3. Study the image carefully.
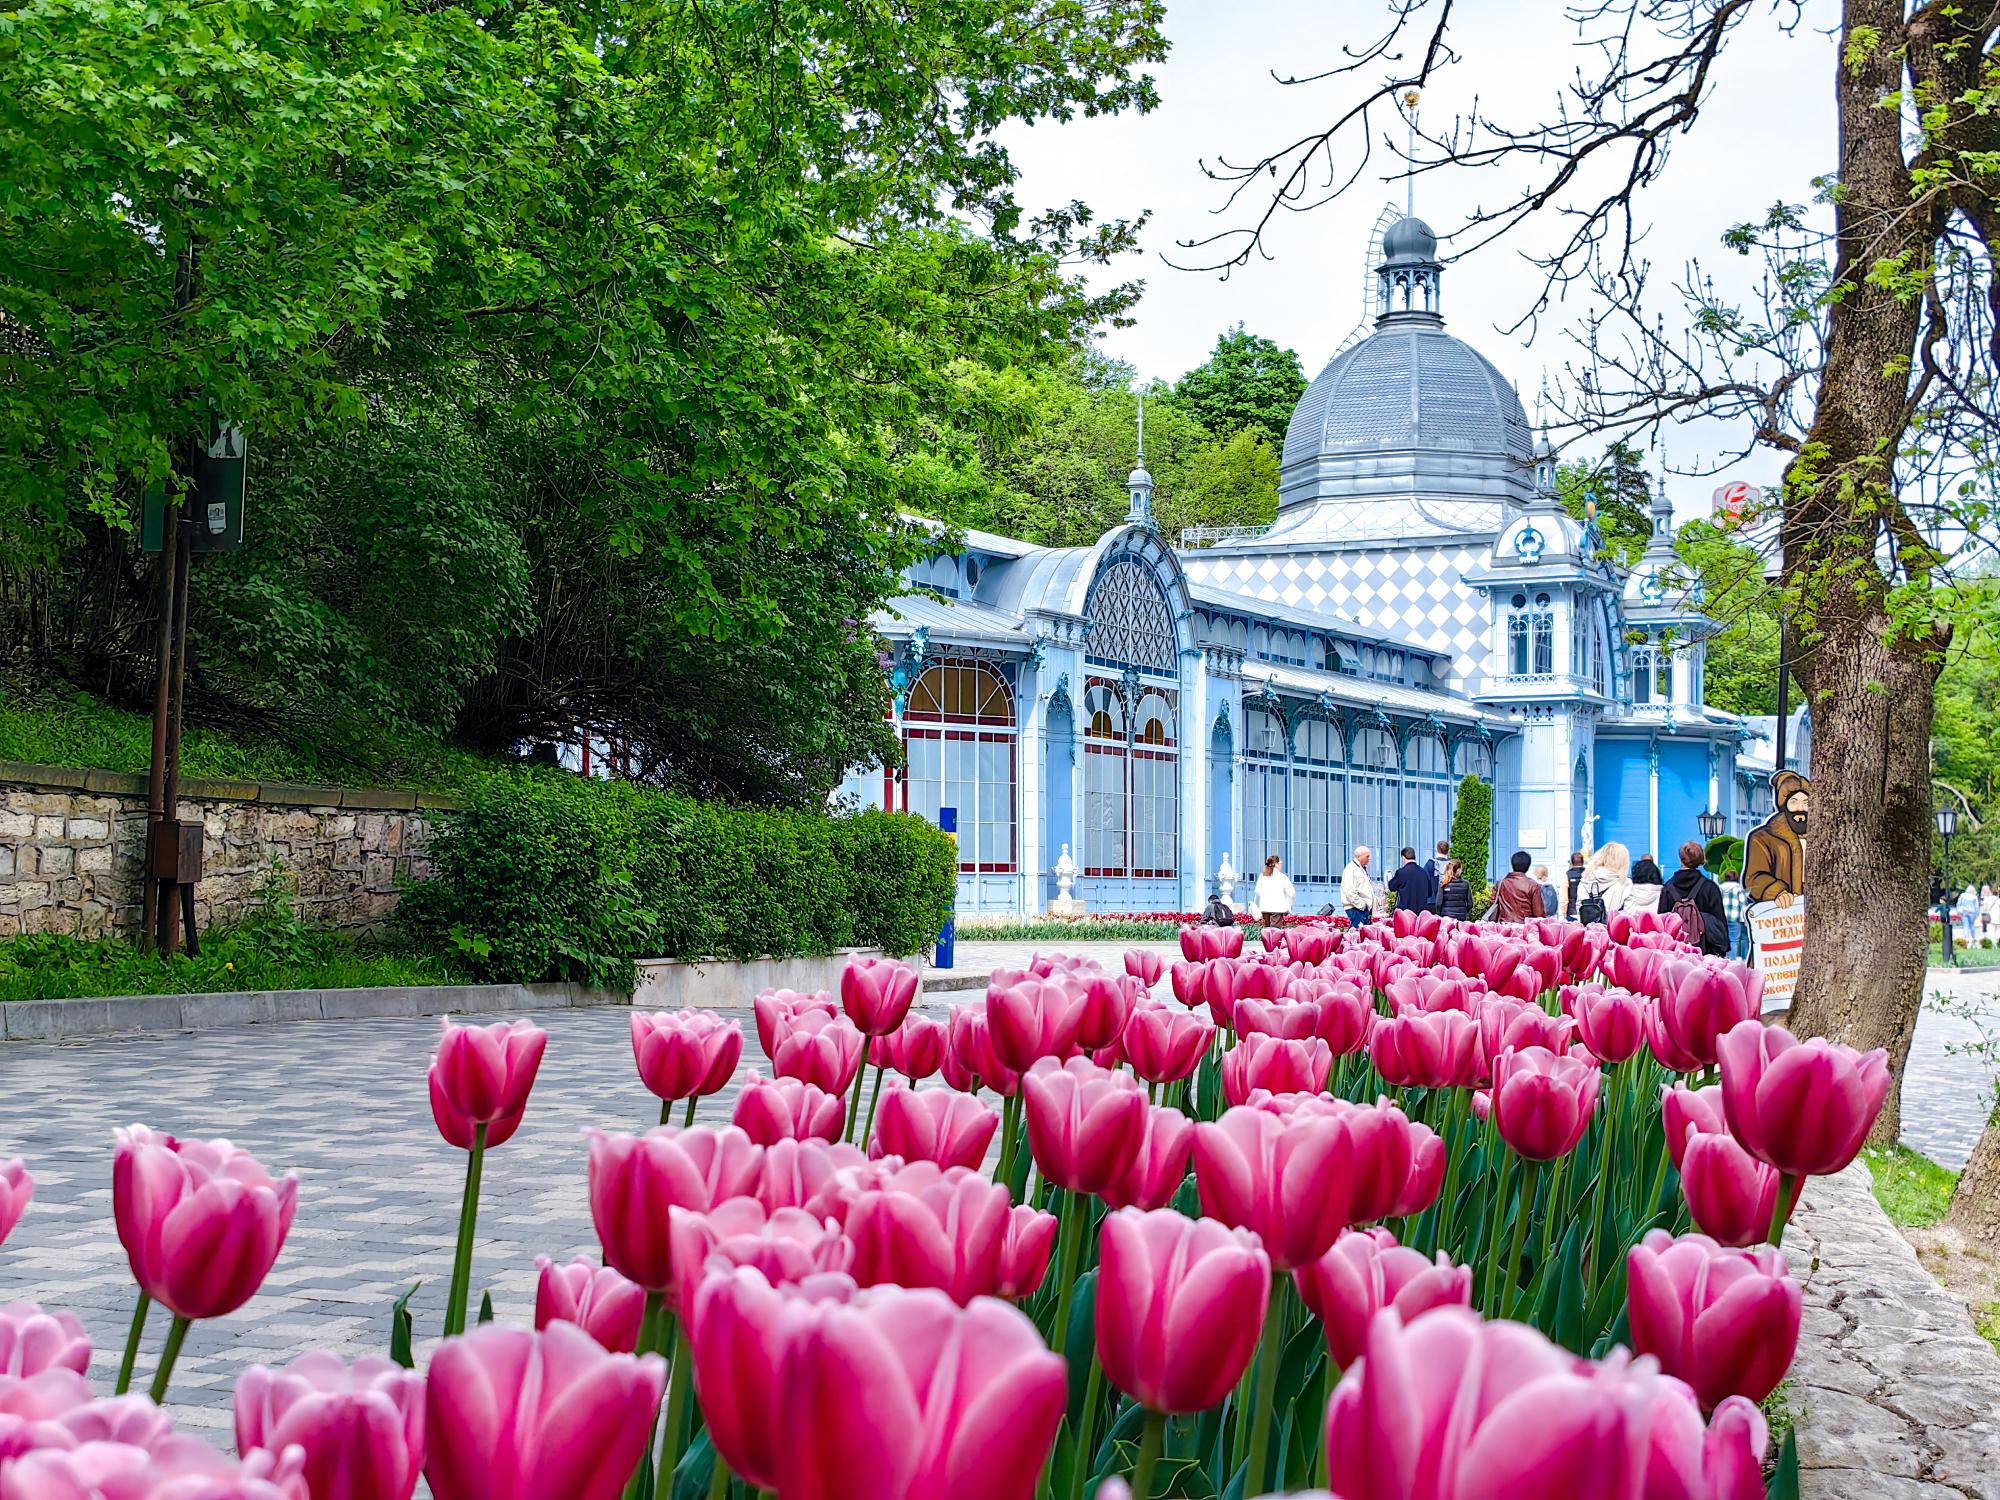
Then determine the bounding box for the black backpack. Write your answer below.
[1578,888,1608,925]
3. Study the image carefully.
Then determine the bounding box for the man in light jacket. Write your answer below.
[1340,846,1375,930]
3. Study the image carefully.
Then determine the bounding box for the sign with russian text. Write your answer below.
[1748,897,1805,1007]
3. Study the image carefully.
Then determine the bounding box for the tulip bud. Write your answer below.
[1627,1229,1802,1408]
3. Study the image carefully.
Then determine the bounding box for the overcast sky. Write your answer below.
[1001,1,1839,517]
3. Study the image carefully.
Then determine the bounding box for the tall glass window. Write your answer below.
[1532,593,1555,675]
[1350,724,1398,859]
[1405,731,1450,862]
[1508,593,1531,676]
[1080,556,1181,879]
[902,660,1016,872]
[1082,683,1128,876]
[1242,706,1289,869]
[1290,716,1345,884]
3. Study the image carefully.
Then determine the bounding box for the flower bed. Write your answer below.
[0,909,1887,1498]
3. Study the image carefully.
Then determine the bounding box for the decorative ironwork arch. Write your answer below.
[1084,556,1178,674]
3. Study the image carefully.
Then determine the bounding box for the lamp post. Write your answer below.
[1937,804,1959,969]
[1697,809,1725,840]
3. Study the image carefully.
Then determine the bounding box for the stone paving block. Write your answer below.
[319,988,422,1020]
[180,991,279,1030]
[3,998,111,1040]
[273,989,326,1024]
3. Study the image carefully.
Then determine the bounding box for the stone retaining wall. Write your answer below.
[0,761,458,941]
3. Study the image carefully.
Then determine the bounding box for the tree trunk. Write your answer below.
[1776,0,1948,1145]
[1948,1101,2000,1248]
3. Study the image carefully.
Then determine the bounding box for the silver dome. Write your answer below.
[1380,215,1439,265]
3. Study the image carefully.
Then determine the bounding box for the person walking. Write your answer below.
[1533,864,1560,922]
[1575,843,1632,925]
[1425,838,1451,910]
[1388,846,1433,916]
[1626,854,1666,915]
[1982,884,2000,944]
[1659,840,1730,957]
[1340,846,1375,930]
[1485,851,1547,921]
[1253,855,1295,928]
[1957,884,1980,948]
[1437,859,1473,920]
[1718,867,1751,959]
[1564,850,1586,920]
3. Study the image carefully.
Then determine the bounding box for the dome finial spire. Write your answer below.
[1126,390,1154,526]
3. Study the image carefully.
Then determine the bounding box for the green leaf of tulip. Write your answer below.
[389,1282,418,1370]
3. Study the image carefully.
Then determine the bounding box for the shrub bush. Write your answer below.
[1449,773,1495,908]
[400,773,956,987]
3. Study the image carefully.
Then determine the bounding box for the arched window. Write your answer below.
[1082,683,1127,876]
[1532,593,1555,676]
[1405,731,1450,866]
[1242,706,1289,871]
[1453,736,1493,782]
[1631,639,1670,703]
[1086,558,1177,673]
[902,660,1016,872]
[1508,593,1531,676]
[1349,723,1399,862]
[1131,691,1178,877]
[1290,716,1345,885]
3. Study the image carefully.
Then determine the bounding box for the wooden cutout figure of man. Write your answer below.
[1744,771,1809,906]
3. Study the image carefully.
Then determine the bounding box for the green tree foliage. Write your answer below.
[1930,576,2000,882]
[1160,428,1281,539]
[1556,440,1655,565]
[1171,326,1309,448]
[1449,773,1495,886]
[0,0,1169,802]
[1674,519,1783,717]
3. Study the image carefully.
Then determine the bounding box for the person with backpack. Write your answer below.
[1437,859,1473,920]
[1575,843,1631,926]
[1625,854,1667,915]
[1660,839,1729,956]
[1387,847,1434,916]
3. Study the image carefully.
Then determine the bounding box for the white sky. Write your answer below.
[1000,0,1839,519]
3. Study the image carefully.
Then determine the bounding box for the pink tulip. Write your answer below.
[1563,985,1649,1064]
[870,1014,947,1082]
[1477,997,1575,1072]
[732,1072,846,1145]
[583,1126,762,1294]
[1179,925,1242,962]
[870,1086,998,1171]
[769,1008,866,1095]
[48,1391,175,1450]
[1101,1105,1196,1212]
[1169,960,1206,1008]
[1194,1105,1353,1271]
[1076,974,1141,1052]
[1340,1099,1419,1225]
[1368,1009,1481,1089]
[751,1137,867,1213]
[5,1435,310,1500]
[111,1129,298,1321]
[1021,1057,1148,1197]
[688,1267,858,1492]
[429,1018,546,1146]
[1680,1131,1788,1248]
[423,1321,665,1500]
[668,1200,851,1300]
[1233,996,1321,1041]
[1293,1228,1471,1369]
[534,1256,646,1354]
[1662,1084,1729,1172]
[236,1351,426,1500]
[0,1161,31,1249]
[1384,971,1481,1016]
[1310,983,1375,1055]
[945,1004,1021,1097]
[841,956,922,1038]
[753,989,838,1060]
[1655,961,1764,1070]
[630,1010,742,1104]
[1221,1033,1333,1106]
[0,1302,89,1380]
[997,1206,1059,1299]
[1646,1387,1770,1500]
[1627,1230,1802,1408]
[1385,1123,1444,1218]
[1324,1306,1660,1499]
[987,975,1084,1074]
[1488,1046,1601,1161]
[845,1164,1013,1304]
[1645,1002,1707,1073]
[1094,1208,1270,1413]
[1717,1020,1890,1180]
[1124,950,1166,988]
[777,1284,1066,1500]
[1121,1005,1214,1085]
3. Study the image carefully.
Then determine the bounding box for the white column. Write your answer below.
[1181,650,1208,913]
[1017,662,1044,919]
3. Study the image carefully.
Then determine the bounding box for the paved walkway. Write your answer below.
[1787,1162,2000,1499]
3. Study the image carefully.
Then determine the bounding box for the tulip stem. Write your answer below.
[443,1121,488,1339]
[1048,1189,1085,1352]
[860,1064,887,1147]
[1435,1088,1467,1253]
[1535,1152,1570,1301]
[1501,1158,1540,1321]
[660,1097,675,1128]
[624,1295,670,1500]
[709,1451,731,1500]
[1129,1408,1167,1500]
[995,1095,1021,1187]
[147,1314,191,1404]
[1767,1173,1799,1248]
[114,1293,151,1396]
[1589,1065,1622,1284]
[1067,1353,1104,1500]
[658,1319,695,1493]
[1243,1280,1285,1494]
[843,1063,869,1145]
[1482,1148,1515,1314]
[682,1096,698,1130]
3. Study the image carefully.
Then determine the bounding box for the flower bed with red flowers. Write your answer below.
[0,912,1880,1499]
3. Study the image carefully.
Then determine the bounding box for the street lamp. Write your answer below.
[1697,810,1726,839]
[1937,804,1959,969]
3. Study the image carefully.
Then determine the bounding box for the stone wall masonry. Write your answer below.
[0,761,459,941]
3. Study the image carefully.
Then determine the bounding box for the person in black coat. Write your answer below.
[1437,859,1472,921]
[1659,839,1730,956]
[1386,847,1433,916]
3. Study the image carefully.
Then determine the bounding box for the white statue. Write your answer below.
[1050,843,1084,918]
[1217,852,1238,909]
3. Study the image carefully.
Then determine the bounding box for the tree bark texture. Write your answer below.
[1948,1100,2000,1248]
[1778,0,1953,1145]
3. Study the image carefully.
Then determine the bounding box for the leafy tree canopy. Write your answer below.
[1556,440,1655,566]
[1171,325,1309,449]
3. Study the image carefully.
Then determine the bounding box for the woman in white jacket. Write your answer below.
[1575,842,1632,924]
[1253,855,1295,925]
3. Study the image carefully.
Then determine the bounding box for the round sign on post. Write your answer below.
[1711,480,1757,529]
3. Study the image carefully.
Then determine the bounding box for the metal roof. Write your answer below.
[1241,661,1491,725]
[1185,581,1441,659]
[870,593,1029,645]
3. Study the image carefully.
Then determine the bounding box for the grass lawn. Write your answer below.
[0,929,466,1002]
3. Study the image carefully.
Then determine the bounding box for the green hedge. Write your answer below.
[398,773,956,988]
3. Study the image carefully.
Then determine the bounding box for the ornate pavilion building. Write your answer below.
[836,216,1780,916]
